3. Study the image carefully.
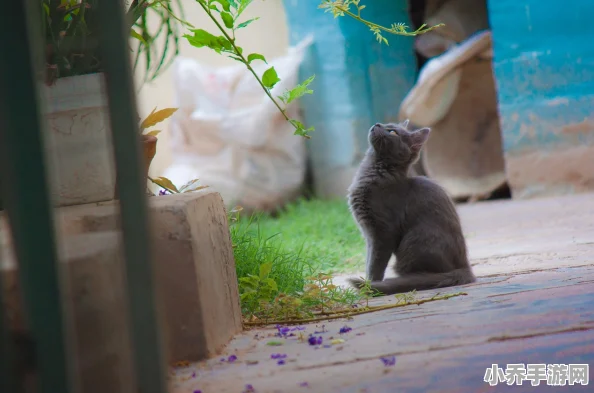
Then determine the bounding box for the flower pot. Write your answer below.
[141,134,158,178]
[113,134,158,199]
[44,73,117,207]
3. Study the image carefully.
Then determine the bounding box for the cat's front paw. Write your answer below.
[347,277,366,290]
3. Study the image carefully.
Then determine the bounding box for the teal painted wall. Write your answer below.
[282,1,418,197]
[488,0,594,197]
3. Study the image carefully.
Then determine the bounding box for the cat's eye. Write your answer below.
[389,130,397,135]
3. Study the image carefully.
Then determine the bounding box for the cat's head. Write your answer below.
[368,120,431,167]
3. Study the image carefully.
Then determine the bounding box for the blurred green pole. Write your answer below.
[97,2,167,393]
[0,0,74,392]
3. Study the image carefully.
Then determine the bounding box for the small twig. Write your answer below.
[330,4,444,38]
[243,292,467,327]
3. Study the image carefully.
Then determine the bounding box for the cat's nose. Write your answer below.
[370,123,382,133]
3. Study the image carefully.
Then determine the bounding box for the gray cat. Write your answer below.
[347,120,475,295]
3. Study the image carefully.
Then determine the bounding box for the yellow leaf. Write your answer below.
[152,176,179,193]
[179,178,209,193]
[146,130,161,137]
[179,178,200,192]
[140,108,178,130]
[230,205,244,214]
[183,185,208,193]
[330,339,345,345]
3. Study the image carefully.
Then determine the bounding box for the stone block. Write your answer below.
[1,190,242,367]
[2,231,135,393]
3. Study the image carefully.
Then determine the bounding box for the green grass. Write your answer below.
[229,198,366,320]
[246,198,366,274]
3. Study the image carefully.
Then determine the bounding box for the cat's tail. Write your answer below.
[348,268,476,296]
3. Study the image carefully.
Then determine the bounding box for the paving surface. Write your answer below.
[170,193,594,393]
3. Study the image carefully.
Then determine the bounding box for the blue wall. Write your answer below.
[488,0,594,197]
[283,1,417,197]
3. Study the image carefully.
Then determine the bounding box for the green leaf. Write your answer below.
[130,29,147,44]
[264,278,278,291]
[247,53,267,64]
[221,11,234,29]
[289,119,314,139]
[240,292,255,301]
[184,29,233,54]
[266,340,283,346]
[212,0,231,12]
[279,74,315,104]
[236,0,254,17]
[262,66,281,89]
[237,17,259,29]
[259,262,272,280]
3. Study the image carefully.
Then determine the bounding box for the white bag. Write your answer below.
[164,36,313,212]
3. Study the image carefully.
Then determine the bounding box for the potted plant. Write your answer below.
[41,0,183,206]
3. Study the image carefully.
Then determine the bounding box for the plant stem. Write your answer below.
[196,1,308,138]
[332,5,444,37]
[244,292,467,326]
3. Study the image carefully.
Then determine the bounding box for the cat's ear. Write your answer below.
[400,119,410,129]
[410,127,431,153]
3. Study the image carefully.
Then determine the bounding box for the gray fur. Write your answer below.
[347,121,475,295]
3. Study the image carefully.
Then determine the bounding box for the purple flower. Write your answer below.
[276,325,306,338]
[270,353,287,359]
[299,382,309,387]
[308,335,323,346]
[380,355,396,366]
[193,390,201,393]
[191,372,196,378]
[339,325,352,334]
[276,325,291,337]
[277,359,286,365]
[227,354,237,363]
[159,189,168,195]
[243,384,256,393]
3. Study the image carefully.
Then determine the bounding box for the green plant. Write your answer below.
[130,0,188,83]
[149,176,207,195]
[319,0,444,45]
[181,0,444,139]
[238,262,279,317]
[358,278,379,308]
[184,0,316,138]
[43,0,183,84]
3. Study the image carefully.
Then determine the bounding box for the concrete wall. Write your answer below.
[134,1,289,178]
